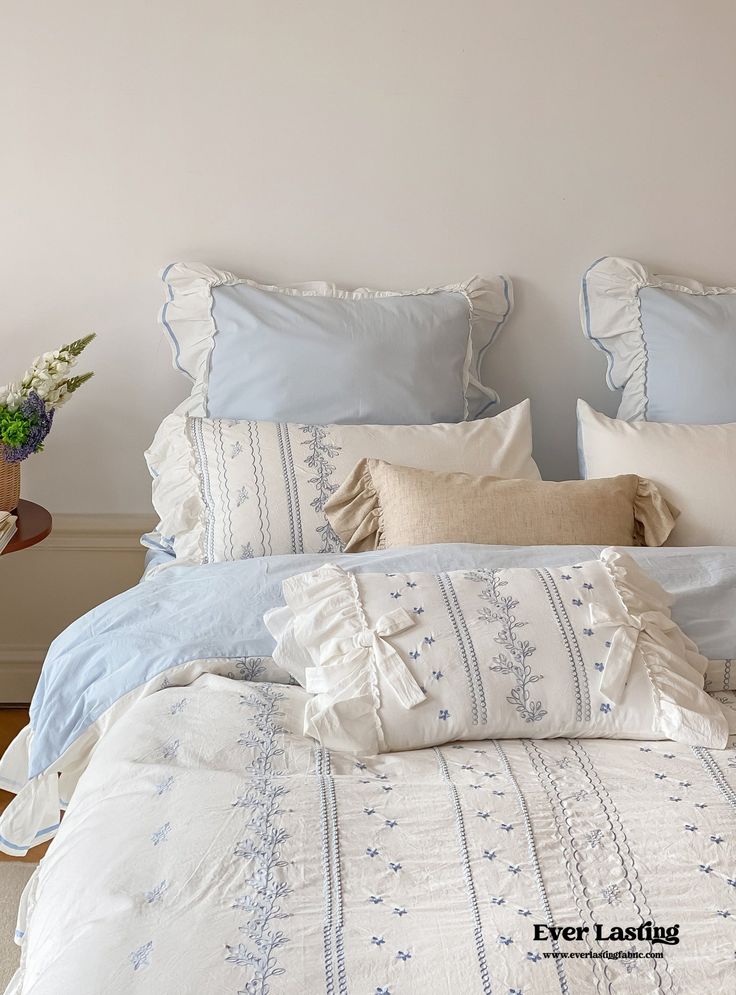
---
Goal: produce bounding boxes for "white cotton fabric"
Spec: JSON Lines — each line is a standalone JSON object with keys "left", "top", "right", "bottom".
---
{"left": 578, "top": 399, "right": 736, "bottom": 546}
{"left": 265, "top": 548, "right": 727, "bottom": 755}
{"left": 145, "top": 400, "right": 539, "bottom": 564}
{"left": 8, "top": 678, "right": 736, "bottom": 995}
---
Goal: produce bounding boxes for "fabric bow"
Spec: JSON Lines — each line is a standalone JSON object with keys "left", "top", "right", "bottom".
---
{"left": 589, "top": 603, "right": 678, "bottom": 703}
{"left": 307, "top": 606, "right": 424, "bottom": 709}
{"left": 357, "top": 607, "right": 425, "bottom": 709}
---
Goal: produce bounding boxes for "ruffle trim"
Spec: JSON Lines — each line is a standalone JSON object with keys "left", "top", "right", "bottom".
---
{"left": 597, "top": 548, "right": 728, "bottom": 748}
{"left": 325, "top": 461, "right": 678, "bottom": 552}
{"left": 265, "top": 563, "right": 423, "bottom": 755}
{"left": 580, "top": 256, "right": 736, "bottom": 421}
{"left": 160, "top": 262, "right": 513, "bottom": 420}
{"left": 633, "top": 477, "right": 679, "bottom": 546}
{"left": 324, "top": 458, "right": 385, "bottom": 553}
{"left": 144, "top": 412, "right": 206, "bottom": 564}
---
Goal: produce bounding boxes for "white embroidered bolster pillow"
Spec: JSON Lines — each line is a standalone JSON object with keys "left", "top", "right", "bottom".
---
{"left": 264, "top": 548, "right": 728, "bottom": 755}
{"left": 144, "top": 400, "right": 539, "bottom": 563}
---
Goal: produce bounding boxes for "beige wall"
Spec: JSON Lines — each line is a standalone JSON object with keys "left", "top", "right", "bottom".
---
{"left": 1, "top": 1, "right": 736, "bottom": 693}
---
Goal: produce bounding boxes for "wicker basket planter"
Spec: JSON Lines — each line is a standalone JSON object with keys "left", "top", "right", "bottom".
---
{"left": 0, "top": 452, "right": 20, "bottom": 513}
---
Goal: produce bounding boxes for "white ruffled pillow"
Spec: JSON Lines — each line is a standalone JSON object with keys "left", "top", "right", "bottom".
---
{"left": 145, "top": 401, "right": 539, "bottom": 563}
{"left": 265, "top": 549, "right": 727, "bottom": 755}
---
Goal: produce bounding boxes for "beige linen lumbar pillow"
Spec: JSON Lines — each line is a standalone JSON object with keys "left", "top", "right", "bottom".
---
{"left": 324, "top": 460, "right": 677, "bottom": 552}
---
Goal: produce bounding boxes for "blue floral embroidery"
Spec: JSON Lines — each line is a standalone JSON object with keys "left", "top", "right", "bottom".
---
{"left": 226, "top": 658, "right": 270, "bottom": 682}
{"left": 236, "top": 485, "right": 249, "bottom": 507}
{"left": 372, "top": 936, "right": 385, "bottom": 946}
{"left": 151, "top": 822, "right": 171, "bottom": 846}
{"left": 154, "top": 776, "right": 174, "bottom": 796}
{"left": 600, "top": 703, "right": 612, "bottom": 714}
{"left": 145, "top": 880, "right": 168, "bottom": 904}
{"left": 160, "top": 738, "right": 180, "bottom": 760}
{"left": 130, "top": 940, "right": 153, "bottom": 970}
{"left": 439, "top": 709, "right": 450, "bottom": 721}
{"left": 468, "top": 570, "right": 546, "bottom": 723}
{"left": 396, "top": 950, "right": 412, "bottom": 961}
{"left": 299, "top": 425, "right": 342, "bottom": 553}
{"left": 169, "top": 698, "right": 187, "bottom": 715}
{"left": 240, "top": 542, "right": 255, "bottom": 560}
{"left": 226, "top": 687, "right": 291, "bottom": 991}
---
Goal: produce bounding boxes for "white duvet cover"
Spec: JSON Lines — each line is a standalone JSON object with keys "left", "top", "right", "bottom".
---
{"left": 8, "top": 676, "right": 736, "bottom": 995}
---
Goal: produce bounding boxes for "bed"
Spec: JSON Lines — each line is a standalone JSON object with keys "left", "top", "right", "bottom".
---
{"left": 2, "top": 545, "right": 736, "bottom": 994}
{"left": 3, "top": 257, "right": 736, "bottom": 994}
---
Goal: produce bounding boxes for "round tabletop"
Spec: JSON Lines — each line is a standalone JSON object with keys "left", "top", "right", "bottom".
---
{"left": 2, "top": 500, "right": 53, "bottom": 555}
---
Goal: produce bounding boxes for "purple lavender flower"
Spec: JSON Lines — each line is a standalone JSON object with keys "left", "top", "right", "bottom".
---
{"left": 2, "top": 391, "right": 54, "bottom": 463}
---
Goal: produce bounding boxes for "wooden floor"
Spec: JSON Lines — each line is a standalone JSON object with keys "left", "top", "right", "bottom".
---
{"left": 0, "top": 708, "right": 49, "bottom": 862}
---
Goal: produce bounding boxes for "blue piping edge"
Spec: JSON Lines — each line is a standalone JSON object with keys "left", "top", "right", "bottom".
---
{"left": 0, "top": 823, "right": 60, "bottom": 852}
{"left": 581, "top": 256, "right": 626, "bottom": 392}
{"left": 160, "top": 262, "right": 192, "bottom": 381}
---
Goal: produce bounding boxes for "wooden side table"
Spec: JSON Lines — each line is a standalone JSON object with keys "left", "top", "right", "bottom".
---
{"left": 2, "top": 500, "right": 52, "bottom": 555}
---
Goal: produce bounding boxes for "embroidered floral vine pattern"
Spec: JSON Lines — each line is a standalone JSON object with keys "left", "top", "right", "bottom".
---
{"left": 226, "top": 686, "right": 291, "bottom": 994}
{"left": 466, "top": 569, "right": 546, "bottom": 723}
{"left": 299, "top": 425, "right": 343, "bottom": 553}
{"left": 226, "top": 657, "right": 270, "bottom": 682}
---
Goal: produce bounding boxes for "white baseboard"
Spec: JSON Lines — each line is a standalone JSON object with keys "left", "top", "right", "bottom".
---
{"left": 0, "top": 513, "right": 154, "bottom": 703}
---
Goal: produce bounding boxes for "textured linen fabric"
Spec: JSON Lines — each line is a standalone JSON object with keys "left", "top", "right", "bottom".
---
{"left": 7, "top": 676, "right": 736, "bottom": 995}
{"left": 580, "top": 255, "right": 736, "bottom": 423}
{"left": 145, "top": 400, "right": 539, "bottom": 564}
{"left": 160, "top": 261, "right": 514, "bottom": 423}
{"left": 578, "top": 399, "right": 736, "bottom": 546}
{"left": 326, "top": 459, "right": 677, "bottom": 552}
{"left": 265, "top": 549, "right": 727, "bottom": 755}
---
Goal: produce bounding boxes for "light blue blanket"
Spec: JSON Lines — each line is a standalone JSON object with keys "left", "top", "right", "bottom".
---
{"left": 27, "top": 544, "right": 736, "bottom": 778}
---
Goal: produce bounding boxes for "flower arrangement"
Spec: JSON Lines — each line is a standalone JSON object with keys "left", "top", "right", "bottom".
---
{"left": 0, "top": 334, "right": 95, "bottom": 463}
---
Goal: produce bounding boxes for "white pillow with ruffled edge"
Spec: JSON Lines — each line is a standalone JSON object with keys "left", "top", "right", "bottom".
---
{"left": 145, "top": 401, "right": 539, "bottom": 564}
{"left": 265, "top": 548, "right": 728, "bottom": 755}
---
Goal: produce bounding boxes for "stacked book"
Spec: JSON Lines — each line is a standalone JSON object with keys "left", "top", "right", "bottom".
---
{"left": 0, "top": 511, "right": 17, "bottom": 553}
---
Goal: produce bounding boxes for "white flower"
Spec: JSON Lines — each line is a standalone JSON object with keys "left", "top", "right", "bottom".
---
{"left": 0, "top": 383, "right": 23, "bottom": 412}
